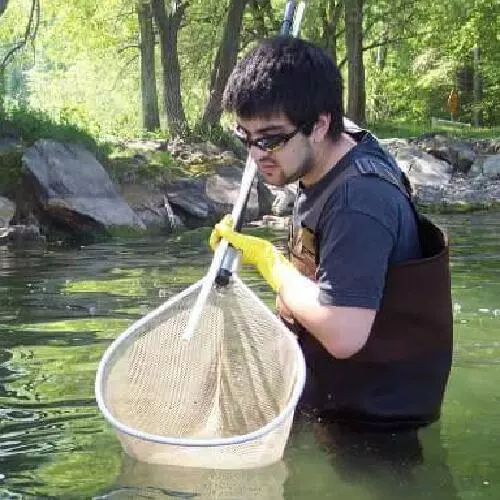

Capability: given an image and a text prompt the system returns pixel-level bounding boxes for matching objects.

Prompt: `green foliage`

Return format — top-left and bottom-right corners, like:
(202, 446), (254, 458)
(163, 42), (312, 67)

(0, 105), (98, 149)
(369, 120), (500, 140)
(0, 0), (498, 141)
(0, 147), (23, 197)
(191, 122), (246, 158)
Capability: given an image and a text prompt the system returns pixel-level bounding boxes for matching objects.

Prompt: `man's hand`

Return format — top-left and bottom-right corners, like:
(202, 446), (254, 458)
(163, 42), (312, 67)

(276, 295), (295, 324)
(209, 215), (295, 293)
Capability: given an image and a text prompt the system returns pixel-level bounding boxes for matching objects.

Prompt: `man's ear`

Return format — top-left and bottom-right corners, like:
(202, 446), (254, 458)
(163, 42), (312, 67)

(311, 113), (331, 142)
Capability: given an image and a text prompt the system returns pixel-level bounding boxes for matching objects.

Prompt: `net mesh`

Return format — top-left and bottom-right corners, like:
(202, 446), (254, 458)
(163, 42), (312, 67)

(99, 277), (304, 469)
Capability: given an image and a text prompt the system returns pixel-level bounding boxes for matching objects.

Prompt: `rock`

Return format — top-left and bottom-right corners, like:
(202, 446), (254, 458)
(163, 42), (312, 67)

(468, 156), (487, 177)
(119, 184), (183, 230)
(0, 197), (15, 227)
(205, 164), (260, 221)
(166, 163), (260, 225)
(166, 178), (212, 220)
(472, 139), (500, 155)
(21, 140), (145, 232)
(197, 141), (223, 156)
(259, 214), (291, 231)
(122, 139), (166, 152)
(269, 183), (298, 216)
(0, 227), (9, 245)
(381, 139), (452, 187)
(256, 179), (274, 216)
(0, 224), (46, 247)
(482, 154), (500, 179)
(410, 134), (476, 173)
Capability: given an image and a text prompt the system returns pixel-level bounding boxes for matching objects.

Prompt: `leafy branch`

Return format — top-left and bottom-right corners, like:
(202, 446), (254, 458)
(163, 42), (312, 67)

(1, 0), (40, 69)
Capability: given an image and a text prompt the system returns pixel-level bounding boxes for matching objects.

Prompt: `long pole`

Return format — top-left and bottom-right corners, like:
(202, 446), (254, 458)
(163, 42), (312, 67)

(183, 2), (305, 340)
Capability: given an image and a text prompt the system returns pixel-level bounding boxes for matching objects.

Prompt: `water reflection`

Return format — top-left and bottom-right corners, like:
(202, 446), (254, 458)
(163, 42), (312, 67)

(97, 457), (288, 500)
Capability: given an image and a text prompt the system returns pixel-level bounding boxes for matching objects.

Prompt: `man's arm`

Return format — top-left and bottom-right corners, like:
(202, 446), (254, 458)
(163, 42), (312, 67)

(279, 178), (401, 358)
(278, 272), (376, 359)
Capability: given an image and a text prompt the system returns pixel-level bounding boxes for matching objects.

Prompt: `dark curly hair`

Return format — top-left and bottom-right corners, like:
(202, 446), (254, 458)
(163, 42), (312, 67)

(222, 36), (344, 139)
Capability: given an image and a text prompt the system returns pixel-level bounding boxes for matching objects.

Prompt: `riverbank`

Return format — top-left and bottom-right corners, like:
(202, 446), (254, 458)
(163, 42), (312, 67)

(1, 128), (500, 247)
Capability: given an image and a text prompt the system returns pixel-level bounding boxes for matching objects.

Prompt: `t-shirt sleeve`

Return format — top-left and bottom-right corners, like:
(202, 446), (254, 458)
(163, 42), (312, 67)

(316, 178), (398, 310)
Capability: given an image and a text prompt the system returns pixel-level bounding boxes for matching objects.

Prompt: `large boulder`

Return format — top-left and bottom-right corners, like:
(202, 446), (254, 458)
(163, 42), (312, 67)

(482, 154), (500, 179)
(411, 134), (476, 173)
(381, 139), (452, 187)
(206, 164), (260, 219)
(20, 140), (145, 232)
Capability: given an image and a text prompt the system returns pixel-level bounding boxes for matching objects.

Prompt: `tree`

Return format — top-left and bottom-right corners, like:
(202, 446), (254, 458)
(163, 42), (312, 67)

(344, 0), (365, 124)
(137, 0), (160, 131)
(0, 0), (40, 116)
(198, 0), (247, 130)
(0, 0), (9, 17)
(320, 0), (344, 64)
(151, 0), (188, 137)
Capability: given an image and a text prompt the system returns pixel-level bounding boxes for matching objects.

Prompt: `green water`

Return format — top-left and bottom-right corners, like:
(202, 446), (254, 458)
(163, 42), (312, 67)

(0, 214), (498, 499)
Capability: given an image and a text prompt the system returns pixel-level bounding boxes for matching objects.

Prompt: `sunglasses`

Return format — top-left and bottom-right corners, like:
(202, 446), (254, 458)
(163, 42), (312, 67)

(234, 126), (302, 153)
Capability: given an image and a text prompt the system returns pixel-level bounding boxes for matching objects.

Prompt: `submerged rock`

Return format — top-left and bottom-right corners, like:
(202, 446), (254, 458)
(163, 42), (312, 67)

(0, 224), (46, 247)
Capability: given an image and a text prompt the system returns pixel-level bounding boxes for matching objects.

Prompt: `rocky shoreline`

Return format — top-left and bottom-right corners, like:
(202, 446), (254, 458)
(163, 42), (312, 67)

(1, 132), (499, 247)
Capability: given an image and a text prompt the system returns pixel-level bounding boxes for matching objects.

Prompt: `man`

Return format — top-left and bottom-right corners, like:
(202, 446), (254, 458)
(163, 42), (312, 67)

(210, 36), (453, 429)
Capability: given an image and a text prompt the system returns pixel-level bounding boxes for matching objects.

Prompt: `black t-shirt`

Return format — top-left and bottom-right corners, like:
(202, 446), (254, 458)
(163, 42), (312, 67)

(297, 137), (422, 310)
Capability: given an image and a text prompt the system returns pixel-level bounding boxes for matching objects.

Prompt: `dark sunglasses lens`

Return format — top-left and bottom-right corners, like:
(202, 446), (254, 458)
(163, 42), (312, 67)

(258, 135), (285, 151)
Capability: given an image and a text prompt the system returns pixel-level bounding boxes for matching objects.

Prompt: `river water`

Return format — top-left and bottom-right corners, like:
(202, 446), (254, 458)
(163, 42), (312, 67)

(0, 213), (499, 499)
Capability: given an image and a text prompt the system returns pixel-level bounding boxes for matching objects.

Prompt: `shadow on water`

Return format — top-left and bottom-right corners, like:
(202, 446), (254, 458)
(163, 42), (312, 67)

(91, 419), (459, 500)
(284, 414), (460, 500)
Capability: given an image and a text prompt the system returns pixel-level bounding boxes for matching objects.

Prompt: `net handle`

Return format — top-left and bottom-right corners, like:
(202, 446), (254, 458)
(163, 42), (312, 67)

(183, 2), (306, 340)
(182, 156), (257, 340)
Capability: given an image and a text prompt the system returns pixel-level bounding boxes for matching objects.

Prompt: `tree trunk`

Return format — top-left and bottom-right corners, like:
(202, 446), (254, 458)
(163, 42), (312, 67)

(0, 0), (9, 18)
(0, 67), (5, 118)
(322, 0), (343, 64)
(198, 0), (247, 130)
(248, 0), (275, 39)
(137, 0), (160, 131)
(151, 0), (188, 137)
(344, 0), (365, 125)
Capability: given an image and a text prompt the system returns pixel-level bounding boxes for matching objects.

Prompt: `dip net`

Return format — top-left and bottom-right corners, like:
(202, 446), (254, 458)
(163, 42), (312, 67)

(95, 276), (306, 469)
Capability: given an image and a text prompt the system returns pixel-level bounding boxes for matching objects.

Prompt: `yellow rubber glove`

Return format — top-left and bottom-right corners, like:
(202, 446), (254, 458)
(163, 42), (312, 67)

(209, 215), (295, 293)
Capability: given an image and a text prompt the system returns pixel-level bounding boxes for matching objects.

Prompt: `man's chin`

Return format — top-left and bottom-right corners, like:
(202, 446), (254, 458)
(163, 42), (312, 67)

(259, 171), (285, 187)
(263, 178), (289, 188)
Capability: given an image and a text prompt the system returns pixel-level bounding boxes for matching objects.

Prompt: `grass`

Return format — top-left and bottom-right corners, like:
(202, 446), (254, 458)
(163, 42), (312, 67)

(370, 120), (500, 140)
